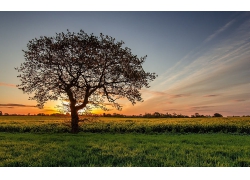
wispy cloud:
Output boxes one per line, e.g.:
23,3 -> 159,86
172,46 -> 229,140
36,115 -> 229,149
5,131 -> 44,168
164,109 -> 179,112
0,82 -> 16,88
0,103 -> 36,108
203,95 -> 219,97
232,99 -> 245,102
170,94 -> 190,99
191,106 -> 215,110
130,14 -> 250,116
203,19 -> 236,43
141,89 -> 190,99
141,89 -> 167,96
163,17 -> 250,93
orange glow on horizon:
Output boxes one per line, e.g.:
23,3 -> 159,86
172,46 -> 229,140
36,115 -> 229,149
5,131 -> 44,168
0,100 -> 61,115
0,107 -> 58,115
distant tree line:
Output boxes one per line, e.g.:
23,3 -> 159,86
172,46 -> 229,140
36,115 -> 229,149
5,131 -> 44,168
102,112 -> 249,118
1,110 -> 250,118
103,112 -> 224,118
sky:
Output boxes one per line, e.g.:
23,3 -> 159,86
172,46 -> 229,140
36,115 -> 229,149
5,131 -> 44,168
0,10 -> 250,116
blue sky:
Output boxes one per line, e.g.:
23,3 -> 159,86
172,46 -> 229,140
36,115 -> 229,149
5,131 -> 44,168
0,11 -> 250,116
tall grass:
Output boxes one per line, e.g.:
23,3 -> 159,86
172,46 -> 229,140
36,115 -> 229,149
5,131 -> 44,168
0,116 -> 250,134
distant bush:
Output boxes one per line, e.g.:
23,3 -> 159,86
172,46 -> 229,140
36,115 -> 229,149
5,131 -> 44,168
214,113 -> 223,117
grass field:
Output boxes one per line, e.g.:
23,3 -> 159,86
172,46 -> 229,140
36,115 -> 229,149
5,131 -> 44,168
0,116 -> 250,167
1,116 -> 250,134
1,132 -> 250,167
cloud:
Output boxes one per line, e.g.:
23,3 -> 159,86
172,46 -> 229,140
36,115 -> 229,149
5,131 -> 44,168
156,16 -> 250,92
233,99 -> 245,102
203,95 -> 219,97
170,94 -> 190,98
141,89 -> 190,100
166,101 -> 173,104
0,103 -> 36,108
164,109 -> 179,112
141,89 -> 167,96
158,18 -> 250,97
0,82 -> 16,88
121,14 -> 250,116
191,106 -> 215,110
203,19 -> 236,43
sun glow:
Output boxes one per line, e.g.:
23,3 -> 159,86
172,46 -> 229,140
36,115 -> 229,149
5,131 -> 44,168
51,99 -> 105,115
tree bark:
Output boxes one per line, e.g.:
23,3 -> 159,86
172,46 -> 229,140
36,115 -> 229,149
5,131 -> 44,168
71,108 -> 79,133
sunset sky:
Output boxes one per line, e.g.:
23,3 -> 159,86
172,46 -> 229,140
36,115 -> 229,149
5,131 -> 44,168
1,11 -> 250,116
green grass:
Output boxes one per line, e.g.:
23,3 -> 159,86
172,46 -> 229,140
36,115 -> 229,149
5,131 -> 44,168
1,132 -> 250,167
1,116 -> 250,167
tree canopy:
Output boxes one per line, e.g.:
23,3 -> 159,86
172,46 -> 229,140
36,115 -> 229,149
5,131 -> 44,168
15,30 -> 157,133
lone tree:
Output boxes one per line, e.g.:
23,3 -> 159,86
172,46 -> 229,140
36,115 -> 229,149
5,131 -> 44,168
15,30 -> 157,133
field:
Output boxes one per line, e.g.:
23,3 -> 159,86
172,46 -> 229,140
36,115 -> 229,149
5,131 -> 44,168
1,116 -> 250,134
0,116 -> 250,167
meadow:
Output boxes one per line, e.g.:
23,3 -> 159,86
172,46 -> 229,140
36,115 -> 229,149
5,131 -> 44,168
0,116 -> 250,166
1,116 -> 250,134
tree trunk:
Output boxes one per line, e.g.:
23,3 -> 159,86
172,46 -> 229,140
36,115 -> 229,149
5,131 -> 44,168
71,108 -> 79,133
